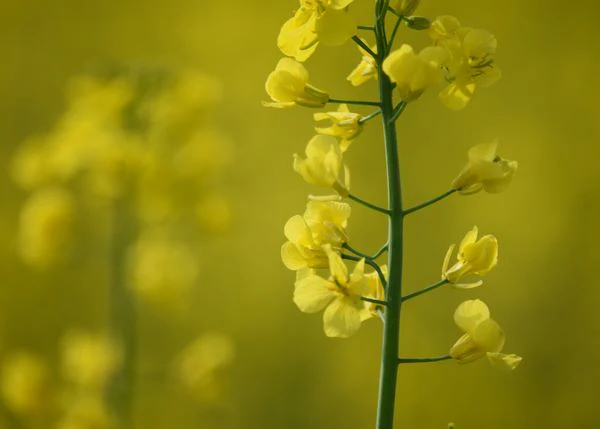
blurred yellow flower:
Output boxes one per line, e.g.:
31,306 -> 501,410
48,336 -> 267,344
128,233 -> 199,309
281,198 -> 350,270
293,135 -> 349,196
390,0 -> 420,15
450,299 -> 522,370
264,58 -> 329,108
17,187 -> 76,268
382,44 -> 448,103
278,0 -> 356,61
314,104 -> 363,151
293,245 -> 373,338
0,352 -> 52,415
60,331 -> 121,390
452,141 -> 518,194
429,15 -> 501,110
56,394 -> 114,429
171,332 -> 235,404
347,39 -> 378,86
442,226 -> 497,288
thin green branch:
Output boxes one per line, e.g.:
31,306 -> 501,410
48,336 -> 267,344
358,25 -> 376,31
342,253 -> 388,288
388,16 -> 403,51
352,35 -> 377,58
403,189 -> 456,216
372,242 -> 389,259
329,98 -> 381,107
387,6 -> 401,17
343,243 -> 373,260
398,355 -> 452,364
348,193 -> 391,215
401,279 -> 449,302
359,109 -> 382,125
389,101 -> 407,123
361,296 -> 388,306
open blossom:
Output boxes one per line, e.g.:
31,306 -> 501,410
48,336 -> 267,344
442,226 -> 498,288
314,104 -> 363,151
293,245 -> 374,338
382,44 -> 448,102
429,15 -> 501,110
281,198 -> 351,270
264,58 -> 329,108
450,300 -> 522,370
278,0 -> 357,61
347,39 -> 378,86
293,135 -> 350,196
452,141 -> 517,194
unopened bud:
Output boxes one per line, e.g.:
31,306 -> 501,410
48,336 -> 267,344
406,16 -> 431,30
391,0 -> 420,16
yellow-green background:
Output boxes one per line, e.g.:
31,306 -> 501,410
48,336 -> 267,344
1,0 -> 599,428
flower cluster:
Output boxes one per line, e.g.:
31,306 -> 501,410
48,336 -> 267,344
266,0 -> 522,390
11,69 -> 232,310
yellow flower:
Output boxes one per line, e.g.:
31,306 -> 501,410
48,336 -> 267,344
264,58 -> 329,108
281,198 -> 351,270
382,44 -> 448,102
429,16 -> 501,110
452,141 -> 518,195
347,39 -> 378,86
1,352 -> 52,415
171,332 -> 235,404
128,233 -> 199,310
314,104 -> 363,151
390,0 -> 420,15
293,135 -> 350,196
17,187 -> 76,269
442,226 -> 498,288
278,0 -> 357,61
293,245 -> 372,338
60,330 -> 121,390
450,299 -> 522,370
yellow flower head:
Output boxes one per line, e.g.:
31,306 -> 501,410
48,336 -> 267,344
442,226 -> 498,288
450,299 -> 522,370
281,198 -> 351,270
452,141 -> 518,195
278,1 -> 356,61
60,330 -> 122,390
314,104 -> 363,152
1,352 -> 52,415
429,15 -> 501,110
293,245 -> 372,338
382,44 -> 448,102
264,58 -> 329,108
17,187 -> 76,269
347,39 -> 378,86
293,135 -> 350,196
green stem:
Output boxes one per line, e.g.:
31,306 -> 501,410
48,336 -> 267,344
374,0 -> 405,427
352,35 -> 377,58
358,25 -> 376,31
389,101 -> 407,123
359,109 -> 383,125
372,242 -> 389,259
401,279 -> 449,302
343,243 -> 374,260
107,199 -> 136,429
403,189 -> 456,216
361,296 -> 388,306
388,16 -> 403,52
348,193 -> 391,215
329,98 -> 381,107
398,355 -> 452,364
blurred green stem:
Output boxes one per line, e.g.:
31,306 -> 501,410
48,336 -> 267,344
374,1 -> 405,428
403,189 -> 456,216
107,198 -> 136,429
402,279 -> 449,302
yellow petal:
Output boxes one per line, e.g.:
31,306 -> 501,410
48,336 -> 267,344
294,275 -> 336,313
454,299 -> 490,333
458,226 -> 478,255
284,215 -> 313,246
281,242 -> 308,270
471,318 -> 505,353
487,352 -> 522,370
315,9 -> 356,46
439,81 -> 474,111
324,244 -> 348,285
323,296 -> 362,338
449,333 -> 486,364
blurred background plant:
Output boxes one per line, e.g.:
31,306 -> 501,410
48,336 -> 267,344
0,1 -> 599,429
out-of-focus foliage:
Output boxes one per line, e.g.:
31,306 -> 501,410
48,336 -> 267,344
1,0 -> 599,429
